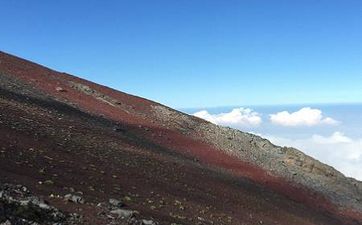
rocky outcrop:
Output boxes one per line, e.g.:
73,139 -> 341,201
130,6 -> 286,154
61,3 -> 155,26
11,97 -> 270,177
200,124 -> 362,211
0,183 -> 74,225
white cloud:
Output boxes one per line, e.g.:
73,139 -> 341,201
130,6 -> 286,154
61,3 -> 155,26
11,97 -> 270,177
193,108 -> 262,127
312,132 -> 352,144
265,132 -> 362,180
270,107 -> 339,127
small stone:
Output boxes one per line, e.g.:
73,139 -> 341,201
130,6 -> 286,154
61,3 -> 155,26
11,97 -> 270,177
109,198 -> 124,208
64,194 -> 85,204
44,180 -> 54,185
124,196 -> 132,201
88,186 -> 95,191
28,197 -> 51,210
21,186 -> 28,193
142,219 -> 157,225
110,209 -> 134,218
55,87 -> 66,92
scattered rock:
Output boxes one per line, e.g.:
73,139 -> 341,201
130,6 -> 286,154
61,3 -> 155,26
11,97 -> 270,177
0,183 -> 70,224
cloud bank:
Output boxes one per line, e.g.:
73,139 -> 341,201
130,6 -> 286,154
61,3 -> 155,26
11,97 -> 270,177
266,132 -> 362,180
270,107 -> 339,127
193,108 -> 262,127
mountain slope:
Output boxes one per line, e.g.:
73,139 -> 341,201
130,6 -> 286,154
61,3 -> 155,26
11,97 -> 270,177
0,51 -> 361,225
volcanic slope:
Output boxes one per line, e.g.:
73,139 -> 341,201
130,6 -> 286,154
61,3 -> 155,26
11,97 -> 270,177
0,51 -> 361,225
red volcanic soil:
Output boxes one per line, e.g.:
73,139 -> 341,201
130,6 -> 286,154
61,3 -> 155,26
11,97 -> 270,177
0,51 -> 361,225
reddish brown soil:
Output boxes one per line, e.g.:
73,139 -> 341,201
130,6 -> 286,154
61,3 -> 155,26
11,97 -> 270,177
0,51 -> 361,225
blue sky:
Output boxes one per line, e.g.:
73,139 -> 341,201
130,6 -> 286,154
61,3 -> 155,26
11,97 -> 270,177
1,1 -> 362,108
